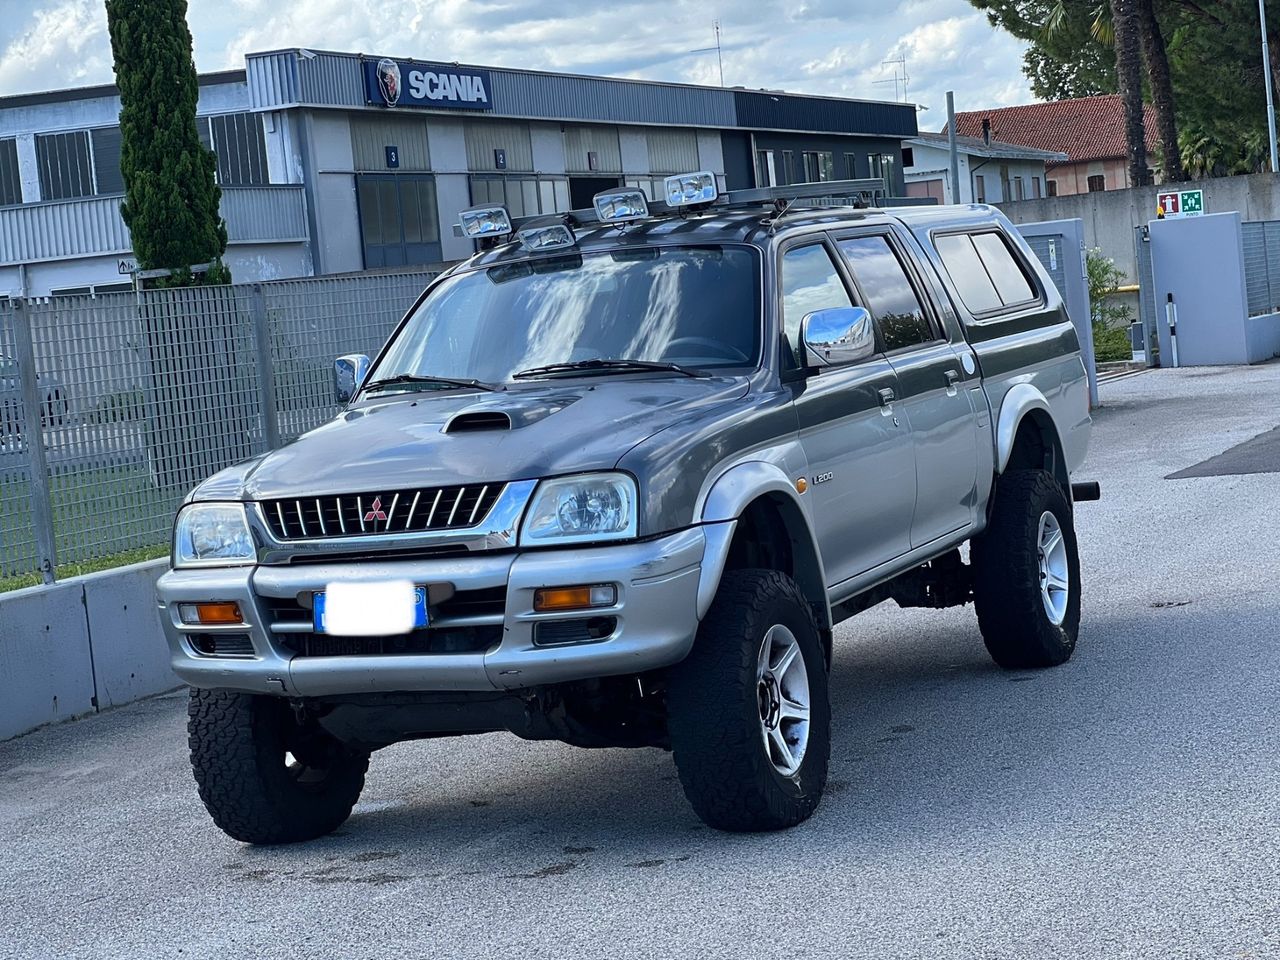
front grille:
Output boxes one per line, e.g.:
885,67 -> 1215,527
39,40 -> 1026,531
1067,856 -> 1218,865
188,633 -> 256,658
260,483 -> 506,541
534,617 -> 618,647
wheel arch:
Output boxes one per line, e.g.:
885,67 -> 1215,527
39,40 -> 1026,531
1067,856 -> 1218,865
699,462 -> 831,637
995,385 -> 1070,492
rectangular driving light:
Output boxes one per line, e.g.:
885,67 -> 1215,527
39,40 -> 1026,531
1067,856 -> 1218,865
664,170 -> 718,206
517,223 -> 576,252
179,602 -> 244,626
592,189 -> 649,224
533,584 -> 617,612
458,205 -> 513,239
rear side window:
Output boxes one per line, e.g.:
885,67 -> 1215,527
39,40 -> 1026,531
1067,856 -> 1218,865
837,235 -> 935,352
935,230 -> 1039,316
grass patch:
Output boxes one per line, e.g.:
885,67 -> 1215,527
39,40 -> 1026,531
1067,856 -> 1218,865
0,544 -> 169,593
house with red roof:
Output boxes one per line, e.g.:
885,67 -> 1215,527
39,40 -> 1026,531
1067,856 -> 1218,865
947,94 -> 1159,196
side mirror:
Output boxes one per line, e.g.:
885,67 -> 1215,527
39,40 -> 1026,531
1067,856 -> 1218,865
801,306 -> 875,370
334,354 -> 371,404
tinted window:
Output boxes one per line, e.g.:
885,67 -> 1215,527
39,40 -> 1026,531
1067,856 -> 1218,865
374,247 -> 760,384
0,139 -> 21,206
971,232 -> 1037,306
780,244 -> 853,364
838,236 -> 934,351
91,127 -> 124,195
36,131 -> 93,200
934,233 -> 1002,314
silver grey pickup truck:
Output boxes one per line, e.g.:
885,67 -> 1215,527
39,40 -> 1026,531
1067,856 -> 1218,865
157,175 -> 1095,844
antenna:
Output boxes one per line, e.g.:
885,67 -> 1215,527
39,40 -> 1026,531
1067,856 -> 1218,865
873,54 -> 910,102
689,20 -> 725,86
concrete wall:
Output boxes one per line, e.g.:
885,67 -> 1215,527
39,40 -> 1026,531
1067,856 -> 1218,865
0,560 -> 175,741
999,172 -> 1280,282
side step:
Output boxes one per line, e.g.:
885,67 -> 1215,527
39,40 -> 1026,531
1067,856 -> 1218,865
1071,481 -> 1102,502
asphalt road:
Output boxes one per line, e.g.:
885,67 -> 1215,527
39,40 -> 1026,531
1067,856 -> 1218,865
4,363 -> 1280,960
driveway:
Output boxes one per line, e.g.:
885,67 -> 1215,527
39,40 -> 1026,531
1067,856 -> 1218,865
3,363 -> 1279,960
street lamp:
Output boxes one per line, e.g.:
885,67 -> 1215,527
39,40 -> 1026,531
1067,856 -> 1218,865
1263,0 -> 1279,173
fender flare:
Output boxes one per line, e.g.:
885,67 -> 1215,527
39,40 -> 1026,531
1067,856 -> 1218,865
994,383 -> 1053,475
697,461 -> 831,626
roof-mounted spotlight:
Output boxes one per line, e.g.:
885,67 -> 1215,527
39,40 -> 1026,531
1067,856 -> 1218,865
592,188 -> 650,224
517,223 -> 576,252
458,205 -> 513,239
664,170 -> 718,207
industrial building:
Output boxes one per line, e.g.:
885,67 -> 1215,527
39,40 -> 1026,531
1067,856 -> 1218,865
0,48 -> 918,297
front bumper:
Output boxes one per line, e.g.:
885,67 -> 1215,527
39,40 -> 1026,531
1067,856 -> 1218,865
156,526 -> 716,697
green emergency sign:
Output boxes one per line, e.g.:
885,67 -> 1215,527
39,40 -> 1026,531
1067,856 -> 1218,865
1157,189 -> 1205,219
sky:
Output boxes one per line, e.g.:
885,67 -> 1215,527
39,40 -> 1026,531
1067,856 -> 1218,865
0,0 -> 1035,132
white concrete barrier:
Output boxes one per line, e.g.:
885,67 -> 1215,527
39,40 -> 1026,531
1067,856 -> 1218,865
0,559 -> 176,740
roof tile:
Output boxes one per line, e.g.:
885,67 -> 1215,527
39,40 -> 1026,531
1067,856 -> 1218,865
946,95 -> 1159,164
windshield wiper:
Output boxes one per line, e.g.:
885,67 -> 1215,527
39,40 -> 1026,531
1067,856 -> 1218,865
362,374 -> 500,394
511,358 -> 708,380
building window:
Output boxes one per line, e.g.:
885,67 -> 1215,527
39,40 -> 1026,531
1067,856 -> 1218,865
802,151 -> 835,182
1047,179 -> 1058,197
844,153 -> 858,179
869,153 -> 896,194
0,139 -> 20,206
756,150 -> 779,187
207,113 -> 268,186
36,131 -> 94,201
356,174 -> 441,269
1032,176 -> 1042,199
974,174 -> 986,203
90,127 -> 125,195
781,151 -> 795,184
1087,174 -> 1106,192
1013,176 -> 1024,200
472,175 -> 569,217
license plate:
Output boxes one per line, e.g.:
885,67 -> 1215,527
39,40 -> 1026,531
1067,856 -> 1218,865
313,584 -> 429,635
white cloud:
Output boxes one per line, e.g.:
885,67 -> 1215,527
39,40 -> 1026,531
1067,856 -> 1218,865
0,0 -> 111,96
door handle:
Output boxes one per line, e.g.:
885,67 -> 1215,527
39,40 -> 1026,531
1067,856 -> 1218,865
944,369 -> 960,385
878,387 -> 896,407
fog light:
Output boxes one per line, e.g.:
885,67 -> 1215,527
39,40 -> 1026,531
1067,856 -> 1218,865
533,584 -> 617,612
179,602 -> 244,625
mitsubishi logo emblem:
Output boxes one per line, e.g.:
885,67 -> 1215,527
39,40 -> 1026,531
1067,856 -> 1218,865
364,497 -> 388,524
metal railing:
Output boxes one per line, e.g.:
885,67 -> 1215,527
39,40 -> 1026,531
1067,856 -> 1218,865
0,269 -> 434,584
1243,220 -> 1280,317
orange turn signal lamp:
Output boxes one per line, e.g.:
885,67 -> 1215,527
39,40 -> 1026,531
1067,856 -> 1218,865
533,584 -> 617,613
178,602 -> 244,626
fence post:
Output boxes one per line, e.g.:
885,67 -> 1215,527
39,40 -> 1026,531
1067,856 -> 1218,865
12,298 -> 58,584
250,283 -> 281,451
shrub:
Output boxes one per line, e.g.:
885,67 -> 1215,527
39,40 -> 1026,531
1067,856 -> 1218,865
1086,248 -> 1137,362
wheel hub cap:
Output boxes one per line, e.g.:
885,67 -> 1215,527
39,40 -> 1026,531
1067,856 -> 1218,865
756,624 -> 811,777
1037,510 -> 1070,626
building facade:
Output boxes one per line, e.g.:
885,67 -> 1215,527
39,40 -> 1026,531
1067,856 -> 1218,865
0,49 -> 917,297
903,132 -> 1067,204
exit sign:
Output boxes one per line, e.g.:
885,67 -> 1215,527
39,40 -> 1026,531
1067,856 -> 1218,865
1157,189 -> 1205,219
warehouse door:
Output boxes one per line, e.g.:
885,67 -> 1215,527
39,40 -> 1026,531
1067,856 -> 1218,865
569,176 -> 622,210
356,174 -> 442,269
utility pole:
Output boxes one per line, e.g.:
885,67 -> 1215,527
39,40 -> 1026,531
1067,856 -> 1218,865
947,91 -> 962,203
1262,0 -> 1279,173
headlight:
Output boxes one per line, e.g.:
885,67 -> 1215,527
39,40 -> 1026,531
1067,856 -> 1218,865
173,503 -> 256,568
520,473 -> 638,545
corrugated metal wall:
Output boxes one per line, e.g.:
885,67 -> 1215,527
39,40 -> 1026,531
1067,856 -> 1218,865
1,195 -> 131,262
465,121 -> 534,171
564,125 -> 622,173
488,72 -> 736,126
221,186 -> 309,242
734,91 -> 918,137
646,129 -> 699,173
1243,220 -> 1280,317
299,53 -> 366,108
246,51 -> 300,110
350,115 -> 430,170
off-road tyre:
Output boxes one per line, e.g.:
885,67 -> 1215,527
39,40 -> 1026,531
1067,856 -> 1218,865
972,469 -> 1081,670
188,688 -> 369,844
667,569 -> 830,832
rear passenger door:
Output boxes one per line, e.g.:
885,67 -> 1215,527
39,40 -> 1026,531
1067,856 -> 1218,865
834,229 -> 981,548
782,239 -> 916,587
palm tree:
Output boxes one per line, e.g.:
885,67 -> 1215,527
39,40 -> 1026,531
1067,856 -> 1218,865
1134,0 -> 1184,181
1110,0 -> 1150,186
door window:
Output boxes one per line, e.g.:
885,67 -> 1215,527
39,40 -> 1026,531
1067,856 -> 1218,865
780,243 -> 854,365
837,236 -> 935,352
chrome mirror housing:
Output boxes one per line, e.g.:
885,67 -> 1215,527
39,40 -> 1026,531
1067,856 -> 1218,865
334,354 -> 371,404
801,306 -> 875,369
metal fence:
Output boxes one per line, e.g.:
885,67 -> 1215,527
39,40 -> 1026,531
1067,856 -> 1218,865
1243,220 -> 1280,318
0,270 -> 434,583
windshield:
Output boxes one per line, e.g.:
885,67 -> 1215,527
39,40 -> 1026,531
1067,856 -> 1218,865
369,246 -> 760,387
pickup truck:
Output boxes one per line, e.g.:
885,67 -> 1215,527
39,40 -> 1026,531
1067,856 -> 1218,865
157,175 -> 1094,844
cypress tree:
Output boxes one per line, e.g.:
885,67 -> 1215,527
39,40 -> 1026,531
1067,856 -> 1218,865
105,0 -> 230,286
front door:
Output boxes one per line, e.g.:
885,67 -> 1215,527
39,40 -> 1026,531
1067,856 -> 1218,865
833,230 -> 980,548
782,240 -> 916,588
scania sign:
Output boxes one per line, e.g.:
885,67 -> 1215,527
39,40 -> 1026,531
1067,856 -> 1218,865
363,57 -> 493,111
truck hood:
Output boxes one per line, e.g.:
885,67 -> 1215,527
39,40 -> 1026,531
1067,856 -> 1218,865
199,376 -> 750,501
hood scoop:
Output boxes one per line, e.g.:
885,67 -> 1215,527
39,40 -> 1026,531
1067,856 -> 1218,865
444,411 -> 513,433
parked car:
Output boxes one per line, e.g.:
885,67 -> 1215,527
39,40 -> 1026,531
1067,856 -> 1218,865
0,352 -> 69,438
158,175 -> 1096,844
